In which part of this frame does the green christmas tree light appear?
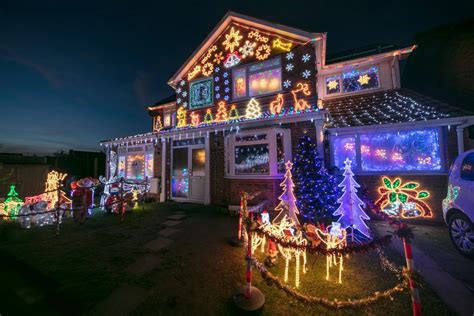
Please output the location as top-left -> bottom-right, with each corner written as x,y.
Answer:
4,185 -> 23,217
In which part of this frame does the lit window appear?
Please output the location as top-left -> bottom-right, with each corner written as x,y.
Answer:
232,57 -> 282,101
227,128 -> 291,177
331,128 -> 444,172
116,145 -> 155,180
163,112 -> 172,127
189,77 -> 213,109
342,66 -> 379,93
325,75 -> 341,95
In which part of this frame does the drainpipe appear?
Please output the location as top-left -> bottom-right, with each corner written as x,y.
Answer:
160,138 -> 167,202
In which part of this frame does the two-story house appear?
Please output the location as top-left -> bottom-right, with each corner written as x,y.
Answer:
100,12 -> 474,222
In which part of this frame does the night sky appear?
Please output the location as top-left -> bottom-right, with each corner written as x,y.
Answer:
1,0 -> 472,154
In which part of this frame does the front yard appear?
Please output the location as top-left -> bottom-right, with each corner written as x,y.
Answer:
0,202 -> 453,315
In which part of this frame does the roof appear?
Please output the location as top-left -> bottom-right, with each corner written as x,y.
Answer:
168,11 -> 320,87
149,95 -> 176,108
326,43 -> 402,64
324,89 -> 473,129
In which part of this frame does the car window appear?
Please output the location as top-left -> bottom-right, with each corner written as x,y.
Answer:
460,152 -> 474,181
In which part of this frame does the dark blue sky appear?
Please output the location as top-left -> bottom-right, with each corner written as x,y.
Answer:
1,0 -> 472,154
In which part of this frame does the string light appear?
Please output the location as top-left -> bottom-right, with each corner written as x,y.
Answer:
245,98 -> 261,119
222,27 -> 243,52
187,65 -> 201,80
375,177 -> 432,218
291,82 -> 311,111
215,101 -> 228,122
153,115 -> 163,132
190,111 -> 200,126
204,108 -> 214,123
201,62 -> 214,76
316,223 -> 347,284
272,38 -> 292,51
255,44 -> 271,61
177,107 -> 187,127
269,93 -> 284,115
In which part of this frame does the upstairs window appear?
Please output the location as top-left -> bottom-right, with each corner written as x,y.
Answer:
325,66 -> 380,96
233,57 -> 282,101
189,77 -> 213,109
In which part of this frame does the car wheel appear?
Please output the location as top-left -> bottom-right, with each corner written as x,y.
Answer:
448,213 -> 474,258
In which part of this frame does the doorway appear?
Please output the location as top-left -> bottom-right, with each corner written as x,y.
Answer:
171,141 -> 206,202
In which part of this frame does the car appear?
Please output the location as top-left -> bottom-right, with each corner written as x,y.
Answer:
443,149 -> 474,257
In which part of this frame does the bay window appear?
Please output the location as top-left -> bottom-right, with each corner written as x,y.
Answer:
331,128 -> 444,173
226,128 -> 291,178
117,145 -> 154,180
232,57 -> 282,101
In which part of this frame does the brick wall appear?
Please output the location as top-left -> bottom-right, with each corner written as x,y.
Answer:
210,132 -> 226,204
223,178 -> 282,210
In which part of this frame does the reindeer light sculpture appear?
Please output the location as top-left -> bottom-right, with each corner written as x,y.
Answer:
317,222 -> 347,284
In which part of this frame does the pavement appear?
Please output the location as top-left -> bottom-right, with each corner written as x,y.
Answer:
371,221 -> 474,316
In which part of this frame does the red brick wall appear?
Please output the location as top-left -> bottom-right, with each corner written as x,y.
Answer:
223,178 -> 282,210
210,132 -> 226,204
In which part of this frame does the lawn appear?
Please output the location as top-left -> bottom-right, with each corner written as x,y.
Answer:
0,203 -> 453,315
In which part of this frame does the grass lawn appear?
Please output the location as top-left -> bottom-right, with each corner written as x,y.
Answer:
0,203 -> 453,315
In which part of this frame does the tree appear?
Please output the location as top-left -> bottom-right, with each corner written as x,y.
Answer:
293,134 -> 340,223
333,158 -> 371,238
154,115 -> 163,132
229,104 -> 240,120
204,109 -> 214,123
245,98 -> 261,119
215,101 -> 228,122
274,161 -> 300,226
4,185 -> 23,217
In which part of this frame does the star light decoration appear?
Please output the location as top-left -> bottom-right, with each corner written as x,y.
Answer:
222,27 -> 243,52
239,40 -> 256,58
327,80 -> 339,90
358,74 -> 370,85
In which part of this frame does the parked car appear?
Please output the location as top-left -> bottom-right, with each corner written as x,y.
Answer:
443,149 -> 474,257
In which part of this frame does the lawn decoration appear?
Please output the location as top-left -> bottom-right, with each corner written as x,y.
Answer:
333,159 -> 371,238
316,222 -> 347,284
3,185 -> 23,218
375,177 -> 432,218
274,161 -> 300,226
44,171 -> 70,210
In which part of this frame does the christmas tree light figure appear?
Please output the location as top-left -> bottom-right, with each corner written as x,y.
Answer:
204,109 -> 214,123
4,185 -> 23,217
245,98 -> 261,119
274,161 -> 300,226
154,116 -> 163,132
333,159 -> 371,238
293,135 -> 341,223
229,104 -> 240,120
215,101 -> 228,122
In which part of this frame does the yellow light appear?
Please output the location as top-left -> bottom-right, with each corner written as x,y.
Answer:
245,98 -> 261,119
248,30 -> 269,43
188,65 -> 201,80
222,27 -> 243,52
357,74 -> 370,85
269,94 -> 284,115
327,80 -> 339,90
255,44 -> 271,61
291,82 -> 311,111
204,108 -> 214,123
44,170 -> 70,209
272,38 -> 292,51
316,225 -> 347,284
215,101 -> 229,122
154,115 -> 163,132
259,78 -> 267,89
201,45 -> 217,64
201,62 -> 213,77
190,111 -> 200,126
177,107 -> 187,127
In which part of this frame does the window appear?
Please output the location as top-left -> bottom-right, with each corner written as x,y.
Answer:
163,109 -> 175,128
461,153 -> 474,181
227,128 -> 291,178
342,66 -> 379,93
232,57 -> 282,101
116,145 -> 154,180
189,77 -> 213,109
331,128 -> 444,173
325,66 -> 380,96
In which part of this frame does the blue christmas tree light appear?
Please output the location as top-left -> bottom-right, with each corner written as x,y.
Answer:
292,134 -> 341,223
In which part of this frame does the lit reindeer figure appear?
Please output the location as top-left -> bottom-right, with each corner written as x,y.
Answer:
317,222 -> 347,284
291,83 -> 311,111
261,214 -> 307,287
269,93 -> 284,115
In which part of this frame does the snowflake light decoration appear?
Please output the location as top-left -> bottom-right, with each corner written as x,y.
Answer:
285,63 -> 294,72
183,101 -> 188,108
215,86 -> 220,91
180,80 -> 186,86
177,98 -> 182,104
225,87 -> 230,93
224,79 -> 229,85
224,95 -> 229,101
223,72 -> 228,78
283,79 -> 292,89
182,91 -> 187,97
176,87 -> 182,94
216,93 -> 221,99
302,70 -> 311,78
286,52 -> 294,60
215,77 -> 220,82
239,40 -> 256,58
213,52 -> 224,64
302,54 -> 311,62
223,27 -> 243,52
215,66 -> 220,73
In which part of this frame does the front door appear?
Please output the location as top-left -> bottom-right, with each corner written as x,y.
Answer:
171,144 -> 206,202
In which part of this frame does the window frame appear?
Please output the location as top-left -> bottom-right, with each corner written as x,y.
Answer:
232,56 -> 283,102
329,126 -> 447,175
117,145 -> 155,180
324,64 -> 381,98
226,127 -> 292,179
189,76 -> 214,109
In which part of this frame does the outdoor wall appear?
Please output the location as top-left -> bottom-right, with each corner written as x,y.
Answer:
0,164 -> 50,197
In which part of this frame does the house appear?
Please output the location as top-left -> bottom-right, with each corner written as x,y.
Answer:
100,12 -> 474,222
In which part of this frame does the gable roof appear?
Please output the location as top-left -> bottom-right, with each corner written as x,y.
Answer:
324,88 -> 473,129
168,11 -> 320,88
